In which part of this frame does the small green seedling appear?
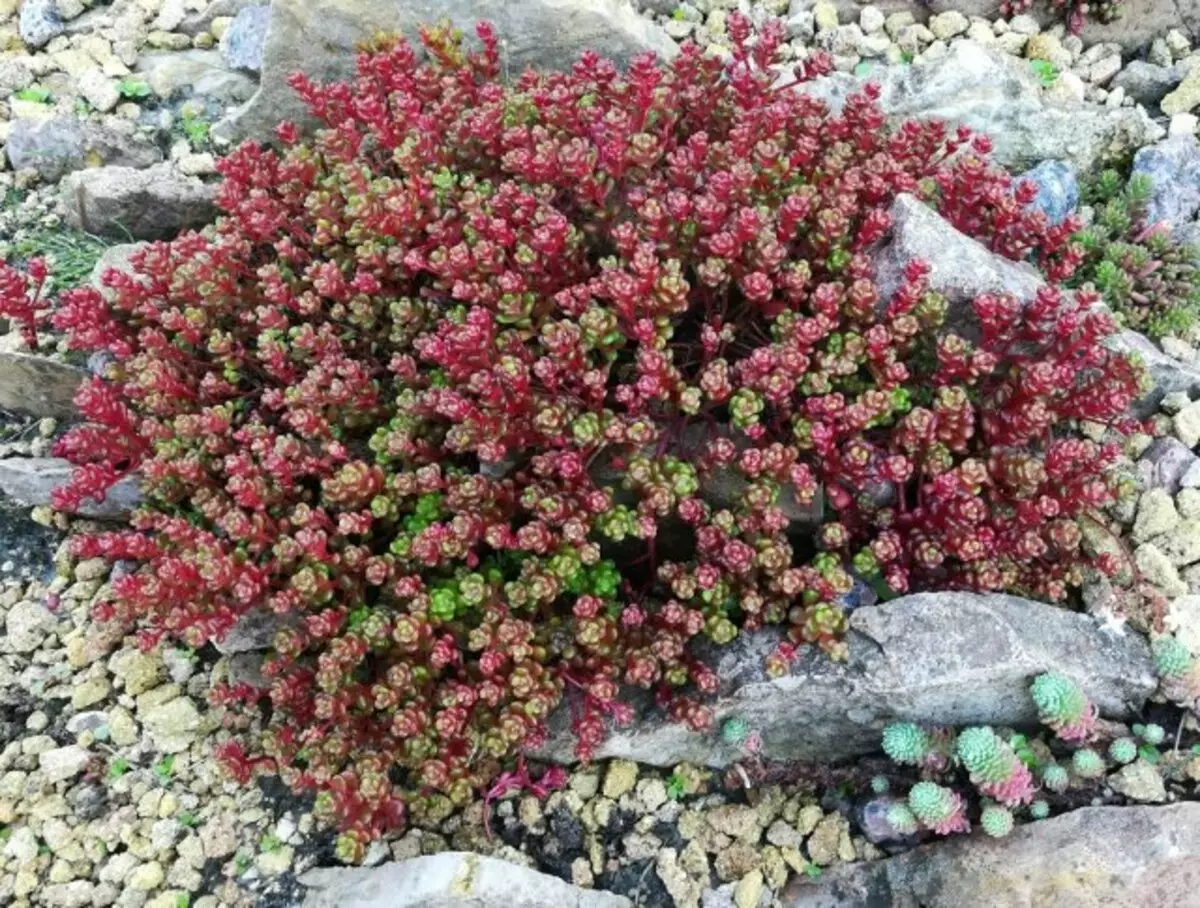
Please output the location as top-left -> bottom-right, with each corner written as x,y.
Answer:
665,771 -> 687,801
153,755 -> 175,785
178,811 -> 199,828
260,833 -> 283,853
14,86 -> 52,104
108,756 -> 130,780
117,79 -> 153,100
1030,59 -> 1058,87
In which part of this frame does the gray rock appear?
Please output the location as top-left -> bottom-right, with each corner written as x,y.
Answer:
6,117 -> 162,183
61,164 -> 218,240
220,5 -> 270,73
1107,330 -> 1200,418
1019,159 -> 1078,226
215,0 -> 679,143
1131,135 -> 1200,236
140,697 -> 203,753
178,0 -> 266,36
1111,60 -> 1185,107
213,608 -> 294,654
873,194 -> 1044,326
19,0 -> 63,49
4,599 -> 56,653
780,804 -> 1200,907
300,852 -> 632,908
0,352 -> 84,420
536,592 -> 1155,767
134,50 -> 258,105
0,57 -> 34,96
38,745 -> 90,783
799,40 -> 1162,173
0,457 -> 141,520
1139,437 -> 1199,495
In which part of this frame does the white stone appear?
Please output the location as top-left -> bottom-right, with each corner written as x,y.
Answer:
77,68 -> 120,112
1171,113 -> 1200,137
928,11 -> 968,40
858,6 -> 884,35
38,745 -> 90,783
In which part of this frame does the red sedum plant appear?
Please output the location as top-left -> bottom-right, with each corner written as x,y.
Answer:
35,15 -> 1143,855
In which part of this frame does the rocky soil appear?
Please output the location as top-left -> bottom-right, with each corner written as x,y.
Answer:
1,1 -> 1200,907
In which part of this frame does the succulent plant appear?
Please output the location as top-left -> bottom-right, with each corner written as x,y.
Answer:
956,727 -> 1015,783
721,718 -> 749,747
1108,737 -> 1137,765
1071,748 -> 1107,779
1030,672 -> 1095,743
980,804 -> 1015,837
1134,723 -> 1166,746
908,781 -> 969,835
885,801 -> 919,836
1041,764 -> 1070,792
1152,635 -> 1193,679
882,722 -> 931,766
870,775 -> 890,794
1029,800 -> 1051,820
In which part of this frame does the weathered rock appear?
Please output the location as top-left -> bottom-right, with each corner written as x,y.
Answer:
38,745 -> 90,783
134,49 -> 258,104
781,804 -> 1200,907
19,0 -> 63,48
215,0 -> 679,143
61,164 -> 218,240
0,353 -> 84,420
220,4 -> 269,72
1019,159 -> 1078,226
1110,759 -> 1169,803
1111,60 -> 1185,107
179,0 -> 264,35
300,852 -> 632,908
6,117 -> 162,183
140,697 -> 203,753
536,592 -> 1155,767
0,457 -> 141,520
1131,136 -> 1200,236
798,40 -> 1162,172
1139,437 -> 1199,495
4,599 -> 56,653
213,608 -> 295,654
1163,65 -> 1200,116
872,194 -> 1044,324
1107,330 -> 1200,418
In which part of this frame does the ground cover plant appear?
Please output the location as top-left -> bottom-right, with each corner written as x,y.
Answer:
0,14 -> 1147,857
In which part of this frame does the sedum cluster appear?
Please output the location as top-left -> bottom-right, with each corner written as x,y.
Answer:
3,16 -> 1145,851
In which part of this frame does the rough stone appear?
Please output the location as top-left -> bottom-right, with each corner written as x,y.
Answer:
140,697 -> 203,753
1112,61 -> 1184,107
4,599 -> 56,653
1131,136 -> 1200,235
0,352 -> 84,421
799,40 -> 1161,173
927,10 -> 967,40
1110,759 -> 1169,803
873,194 -> 1044,326
220,4 -> 269,72
1018,159 -> 1078,226
1107,330 -> 1200,418
61,163 -> 218,240
217,0 -> 679,143
38,745 -> 90,783
602,760 -> 639,800
1133,488 -> 1181,543
134,49 -> 258,104
780,805 -> 1200,907
536,593 -> 1155,767
1177,398 -> 1200,448
1164,65 -> 1200,116
6,116 -> 162,183
0,457 -> 141,520
300,852 -> 632,908
19,0 -> 63,49
1139,437 -> 1199,494
110,650 -> 163,695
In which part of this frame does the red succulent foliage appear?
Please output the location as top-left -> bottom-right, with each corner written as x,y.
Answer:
35,15 -> 1142,850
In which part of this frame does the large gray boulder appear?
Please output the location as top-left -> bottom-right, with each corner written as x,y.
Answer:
1108,330 -> 1200,417
799,40 -> 1162,173
874,194 -> 1045,318
781,804 -> 1200,908
214,0 -> 678,143
61,164 -> 218,240
5,117 -> 162,183
0,457 -> 141,520
536,592 -> 1156,767
301,853 -> 631,908
0,353 -> 86,421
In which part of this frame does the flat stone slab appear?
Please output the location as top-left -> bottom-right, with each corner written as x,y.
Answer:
781,804 -> 1200,907
536,592 -> 1155,767
0,457 -> 140,520
300,852 -> 632,908
215,0 -> 678,143
0,352 -> 86,420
